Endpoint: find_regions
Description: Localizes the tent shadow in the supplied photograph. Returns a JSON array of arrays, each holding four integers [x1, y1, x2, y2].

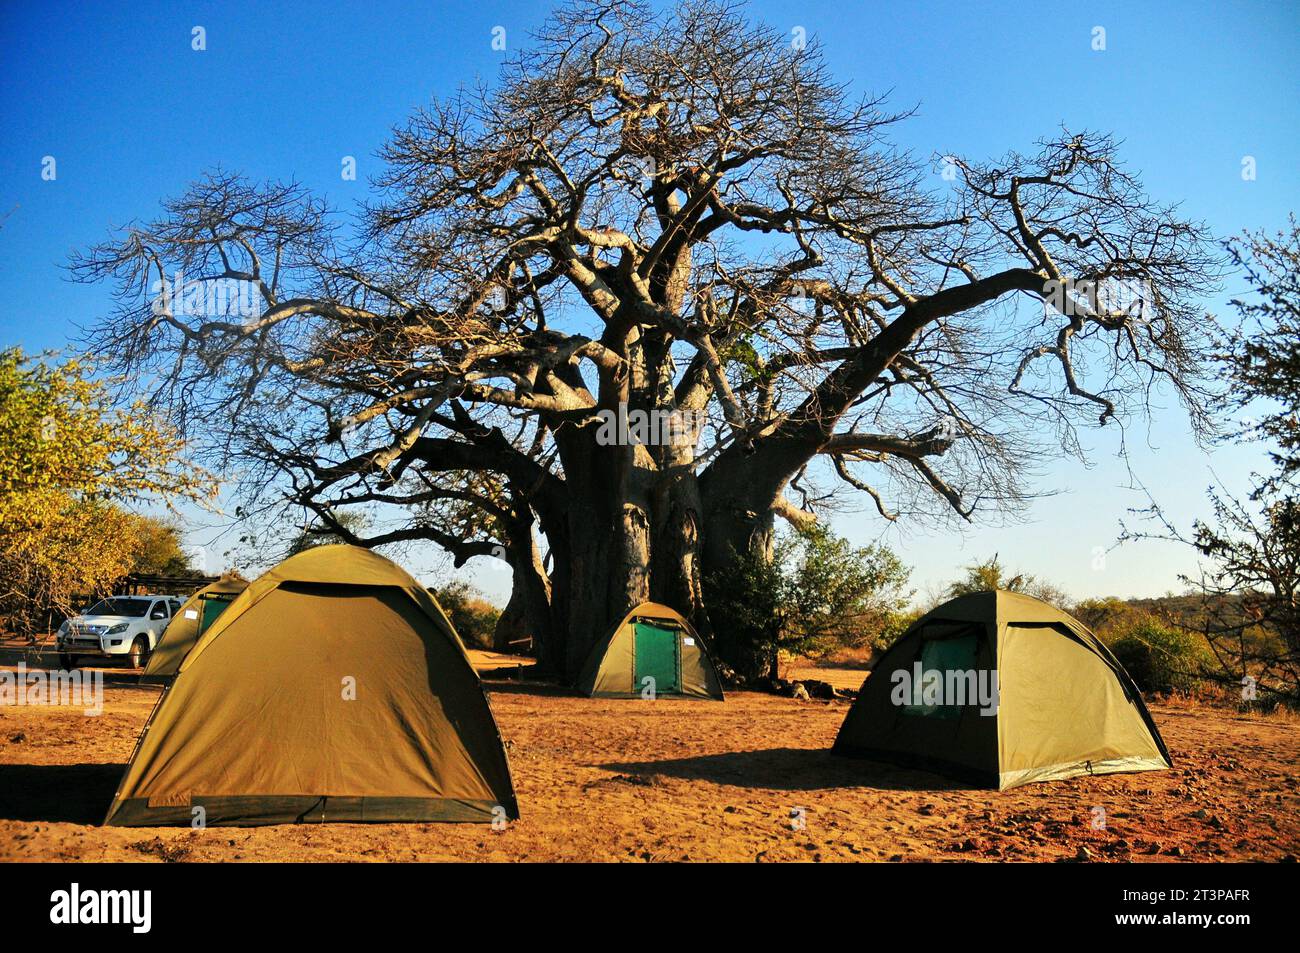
[[597, 748, 979, 793], [483, 680, 580, 698], [0, 763, 122, 823], [0, 644, 162, 690]]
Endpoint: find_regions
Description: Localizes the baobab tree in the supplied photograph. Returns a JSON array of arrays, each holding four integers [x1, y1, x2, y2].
[[77, 0, 1220, 680]]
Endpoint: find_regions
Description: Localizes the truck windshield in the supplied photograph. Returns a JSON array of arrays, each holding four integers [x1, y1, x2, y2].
[[85, 598, 151, 618]]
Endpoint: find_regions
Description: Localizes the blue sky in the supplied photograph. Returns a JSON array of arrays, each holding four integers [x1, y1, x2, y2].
[[1, 0, 1297, 601]]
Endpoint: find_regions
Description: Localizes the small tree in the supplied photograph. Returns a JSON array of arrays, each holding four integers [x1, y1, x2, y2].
[[1109, 621, 1209, 696], [1123, 222, 1300, 704], [1222, 217, 1300, 489], [0, 348, 211, 631], [707, 524, 910, 679], [1178, 491, 1297, 702], [130, 517, 199, 576], [431, 581, 501, 650], [942, 554, 1069, 607]]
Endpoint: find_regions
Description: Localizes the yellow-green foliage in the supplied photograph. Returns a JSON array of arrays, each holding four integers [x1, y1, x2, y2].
[[708, 524, 913, 661], [943, 555, 1070, 608], [0, 348, 214, 630], [1108, 620, 1211, 695], [1081, 600, 1213, 695], [1, 351, 201, 511], [432, 581, 500, 649], [1073, 597, 1142, 635]]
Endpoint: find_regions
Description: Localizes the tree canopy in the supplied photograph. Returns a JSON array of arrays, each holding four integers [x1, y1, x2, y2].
[[1124, 223, 1300, 703], [74, 0, 1222, 678], [707, 523, 911, 676], [942, 554, 1068, 607], [1222, 217, 1300, 490], [0, 348, 211, 630]]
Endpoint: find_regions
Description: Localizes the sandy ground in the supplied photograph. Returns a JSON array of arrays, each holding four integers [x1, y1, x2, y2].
[[1, 642, 1297, 862]]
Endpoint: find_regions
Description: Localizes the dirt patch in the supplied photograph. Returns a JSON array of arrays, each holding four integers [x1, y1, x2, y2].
[[1, 647, 1296, 862]]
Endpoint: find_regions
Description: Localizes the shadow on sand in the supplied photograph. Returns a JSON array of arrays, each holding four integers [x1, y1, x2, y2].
[[0, 643, 163, 690], [0, 763, 124, 824], [597, 747, 977, 793], [482, 679, 579, 698]]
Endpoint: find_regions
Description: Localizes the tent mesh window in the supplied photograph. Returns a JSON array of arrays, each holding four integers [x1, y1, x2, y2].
[[632, 616, 684, 631], [902, 624, 983, 720]]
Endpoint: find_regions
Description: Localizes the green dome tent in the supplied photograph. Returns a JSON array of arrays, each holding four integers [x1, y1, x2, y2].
[[107, 544, 518, 826], [578, 602, 724, 700], [141, 573, 248, 681], [833, 590, 1171, 789]]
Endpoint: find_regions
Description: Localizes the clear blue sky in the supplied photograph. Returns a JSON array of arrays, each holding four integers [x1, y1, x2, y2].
[[2, 0, 1297, 601]]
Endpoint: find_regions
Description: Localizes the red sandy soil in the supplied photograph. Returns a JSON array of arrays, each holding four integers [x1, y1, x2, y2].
[[0, 642, 1296, 862]]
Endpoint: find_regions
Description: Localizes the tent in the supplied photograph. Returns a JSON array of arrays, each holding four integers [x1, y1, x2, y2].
[[106, 544, 518, 825], [577, 602, 724, 699], [833, 590, 1171, 789], [141, 574, 248, 680]]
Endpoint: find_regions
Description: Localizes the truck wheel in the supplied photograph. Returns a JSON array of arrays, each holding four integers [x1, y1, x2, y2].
[[128, 636, 148, 670], [59, 653, 78, 669]]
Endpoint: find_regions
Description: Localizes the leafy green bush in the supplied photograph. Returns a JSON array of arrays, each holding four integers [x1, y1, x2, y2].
[[430, 581, 500, 649], [1108, 619, 1209, 695], [1073, 596, 1140, 635], [875, 608, 922, 649], [707, 524, 912, 672], [942, 554, 1069, 608]]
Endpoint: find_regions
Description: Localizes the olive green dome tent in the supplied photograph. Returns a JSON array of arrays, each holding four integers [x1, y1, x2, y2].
[[577, 602, 724, 700], [106, 544, 518, 826], [141, 573, 248, 681], [833, 590, 1171, 789]]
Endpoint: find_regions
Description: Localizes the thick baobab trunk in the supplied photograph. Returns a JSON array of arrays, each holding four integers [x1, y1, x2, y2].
[[492, 524, 554, 661], [536, 375, 806, 684], [539, 410, 714, 683], [649, 476, 708, 628], [547, 426, 654, 682], [648, 435, 710, 631], [493, 584, 533, 652], [552, 448, 777, 683], [523, 441, 777, 684], [697, 434, 822, 681], [560, 509, 630, 682]]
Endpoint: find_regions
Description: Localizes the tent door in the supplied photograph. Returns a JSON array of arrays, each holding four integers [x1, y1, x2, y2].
[[196, 594, 235, 640], [633, 623, 680, 694], [199, 596, 228, 633]]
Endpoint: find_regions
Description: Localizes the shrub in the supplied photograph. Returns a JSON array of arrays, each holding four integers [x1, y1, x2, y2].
[[940, 555, 1070, 609], [1073, 596, 1140, 636], [431, 581, 500, 649], [876, 608, 922, 649], [1107, 619, 1209, 695], [707, 524, 912, 672]]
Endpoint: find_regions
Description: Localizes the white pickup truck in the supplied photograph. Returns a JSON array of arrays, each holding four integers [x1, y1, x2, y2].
[[56, 595, 183, 669]]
